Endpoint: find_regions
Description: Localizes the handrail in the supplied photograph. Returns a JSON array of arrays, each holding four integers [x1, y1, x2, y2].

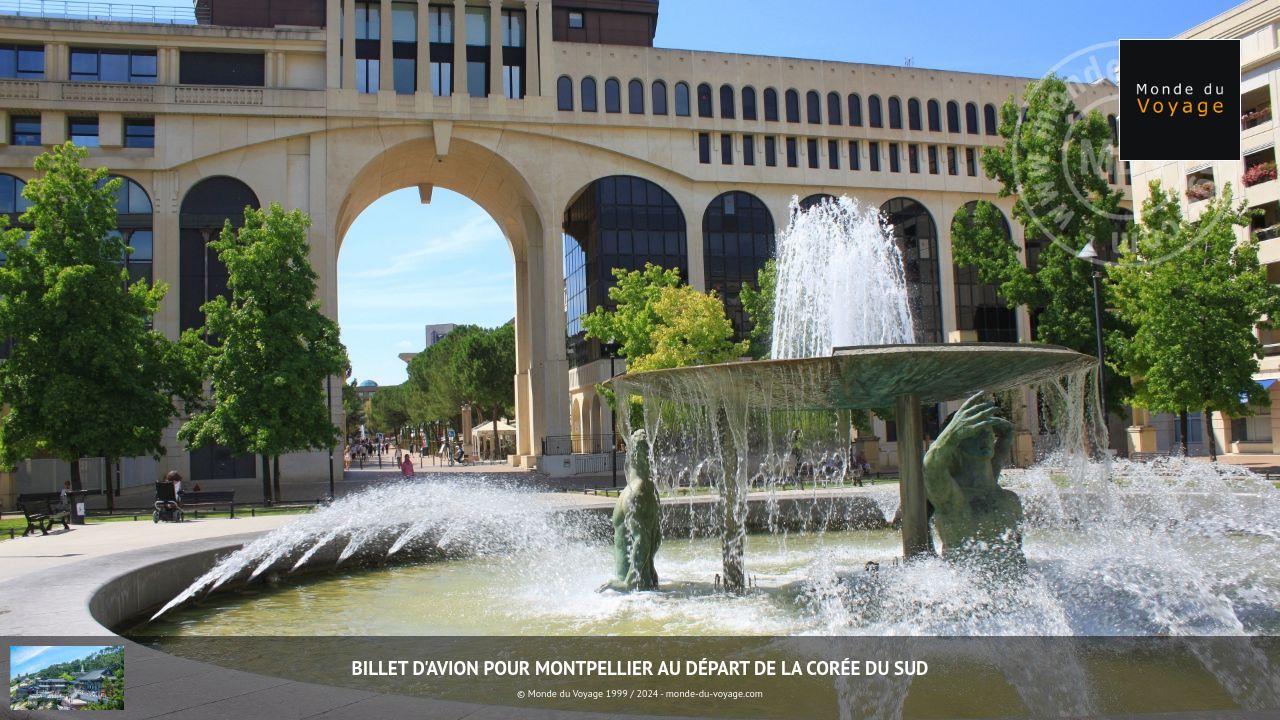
[[0, 0, 206, 25]]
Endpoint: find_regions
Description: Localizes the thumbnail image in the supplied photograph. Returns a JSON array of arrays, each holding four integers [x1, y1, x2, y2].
[[9, 646, 124, 711]]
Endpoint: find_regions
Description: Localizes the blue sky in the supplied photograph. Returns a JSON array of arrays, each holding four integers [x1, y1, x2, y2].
[[10, 646, 113, 678], [144, 0, 1243, 384]]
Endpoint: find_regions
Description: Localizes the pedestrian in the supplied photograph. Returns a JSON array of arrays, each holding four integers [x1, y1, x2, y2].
[[400, 453, 414, 478], [393, 445, 402, 464], [343, 445, 352, 470], [59, 480, 71, 511]]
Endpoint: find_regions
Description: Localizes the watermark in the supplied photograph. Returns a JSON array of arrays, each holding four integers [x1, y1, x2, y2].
[[1010, 40, 1237, 268]]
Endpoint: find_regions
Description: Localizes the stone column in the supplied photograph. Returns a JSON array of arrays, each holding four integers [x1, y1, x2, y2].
[[685, 192, 706, 292], [342, 0, 356, 89], [488, 0, 503, 98], [536, 0, 552, 101], [896, 393, 932, 559], [452, 0, 468, 97], [416, 0, 430, 95], [325, 0, 341, 88], [523, 0, 539, 97], [379, 0, 394, 93], [44, 43, 67, 81]]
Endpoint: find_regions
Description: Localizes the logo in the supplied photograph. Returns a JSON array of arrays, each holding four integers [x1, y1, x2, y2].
[[1120, 39, 1240, 161]]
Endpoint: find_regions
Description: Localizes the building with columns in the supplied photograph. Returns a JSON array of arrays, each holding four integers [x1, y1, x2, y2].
[[0, 0, 1126, 503]]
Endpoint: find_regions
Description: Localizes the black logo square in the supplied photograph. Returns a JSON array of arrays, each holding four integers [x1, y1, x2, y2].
[[1120, 39, 1240, 161]]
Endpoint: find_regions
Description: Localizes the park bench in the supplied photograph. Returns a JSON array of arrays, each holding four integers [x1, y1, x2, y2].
[[18, 495, 70, 536], [179, 490, 237, 518], [1130, 452, 1171, 463]]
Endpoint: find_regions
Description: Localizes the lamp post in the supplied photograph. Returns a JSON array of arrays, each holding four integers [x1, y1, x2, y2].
[[605, 338, 622, 487], [326, 374, 335, 500], [1076, 241, 1107, 413]]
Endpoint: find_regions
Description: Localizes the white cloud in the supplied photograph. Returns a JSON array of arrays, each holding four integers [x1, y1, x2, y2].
[[11, 646, 53, 667]]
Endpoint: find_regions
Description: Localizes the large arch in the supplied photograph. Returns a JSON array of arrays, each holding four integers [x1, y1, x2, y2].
[[881, 197, 942, 343], [330, 131, 558, 464], [952, 201, 1017, 342], [702, 191, 775, 340]]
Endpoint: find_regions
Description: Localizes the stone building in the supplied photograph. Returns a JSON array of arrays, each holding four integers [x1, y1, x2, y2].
[[0, 0, 1125, 502]]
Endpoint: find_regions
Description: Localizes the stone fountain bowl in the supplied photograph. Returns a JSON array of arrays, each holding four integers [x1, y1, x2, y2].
[[609, 343, 1097, 409]]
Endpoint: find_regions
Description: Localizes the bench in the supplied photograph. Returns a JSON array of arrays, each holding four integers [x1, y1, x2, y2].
[[1130, 452, 1171, 463], [18, 496, 70, 536], [179, 490, 237, 519]]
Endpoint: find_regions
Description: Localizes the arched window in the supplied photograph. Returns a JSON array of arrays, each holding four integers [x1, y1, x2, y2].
[[927, 99, 941, 131], [556, 75, 573, 111], [952, 201, 1016, 342], [0, 173, 30, 222], [848, 93, 862, 126], [581, 77, 597, 112], [868, 94, 883, 128], [827, 92, 842, 126], [563, 175, 688, 367], [651, 80, 667, 115], [1107, 113, 1118, 146], [742, 86, 757, 121], [719, 84, 735, 119], [785, 89, 800, 123], [881, 197, 941, 343], [604, 77, 621, 113], [628, 78, 644, 114], [799, 193, 837, 211], [697, 82, 713, 118], [984, 103, 999, 136], [888, 96, 902, 129], [965, 102, 979, 134], [946, 100, 960, 132], [806, 90, 821, 124], [907, 98, 922, 131], [764, 88, 779, 122], [106, 175, 153, 286], [181, 175, 261, 481], [674, 81, 690, 116], [703, 191, 775, 341]]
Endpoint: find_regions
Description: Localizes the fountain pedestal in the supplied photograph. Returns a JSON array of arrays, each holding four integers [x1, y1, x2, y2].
[[896, 393, 934, 559]]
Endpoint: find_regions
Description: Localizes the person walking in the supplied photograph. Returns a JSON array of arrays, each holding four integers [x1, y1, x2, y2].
[[400, 453, 414, 478], [342, 445, 352, 471]]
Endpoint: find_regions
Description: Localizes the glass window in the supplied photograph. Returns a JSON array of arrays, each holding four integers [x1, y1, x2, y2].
[[743, 136, 755, 166], [0, 174, 29, 215], [764, 88, 778, 122], [827, 92, 841, 125], [568, 11, 584, 29], [698, 133, 710, 164], [702, 191, 775, 340], [70, 49, 156, 84], [124, 118, 155, 148], [888, 96, 902, 129], [697, 83, 713, 118], [848, 140, 860, 170], [110, 176, 152, 215], [628, 79, 644, 114], [953, 202, 1016, 342], [806, 91, 820, 124], [392, 2, 416, 42], [99, 52, 128, 82], [356, 58, 379, 93], [785, 89, 800, 123], [501, 9, 524, 47], [947, 146, 958, 175], [889, 143, 900, 172], [581, 77, 597, 112], [927, 99, 941, 131], [984, 104, 998, 135], [721, 134, 733, 165], [881, 197, 942, 343], [848, 93, 862, 126], [807, 138, 819, 168], [966, 147, 977, 176], [868, 141, 880, 171], [605, 78, 621, 113], [557, 76, 574, 110], [10, 116, 39, 146], [908, 98, 922, 130], [742, 87, 757, 121], [466, 61, 485, 96], [946, 101, 960, 132], [786, 137, 798, 167], [828, 139, 839, 170], [355, 1, 380, 40], [927, 145, 938, 174], [908, 144, 919, 173], [674, 82, 689, 116], [965, 102, 979, 134], [394, 58, 415, 94], [0, 45, 43, 79], [430, 61, 452, 95], [465, 7, 489, 45], [69, 117, 99, 148], [429, 7, 453, 43], [868, 95, 882, 128], [720, 84, 735, 119], [651, 81, 667, 115], [765, 136, 777, 166]]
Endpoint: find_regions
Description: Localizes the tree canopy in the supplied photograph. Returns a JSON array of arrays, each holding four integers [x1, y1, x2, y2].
[[0, 144, 200, 491], [740, 258, 776, 359], [1110, 182, 1280, 457], [403, 322, 516, 435], [180, 203, 348, 501]]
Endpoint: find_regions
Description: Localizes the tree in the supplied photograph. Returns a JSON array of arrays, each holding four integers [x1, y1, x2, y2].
[[343, 380, 365, 438], [368, 383, 412, 436], [0, 144, 200, 498], [740, 259, 776, 359], [449, 322, 515, 459], [951, 74, 1132, 413], [1110, 182, 1280, 458], [406, 324, 484, 423], [180, 204, 348, 503]]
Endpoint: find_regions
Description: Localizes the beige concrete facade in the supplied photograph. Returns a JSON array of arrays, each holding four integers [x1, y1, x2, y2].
[[0, 1, 1121, 502], [1128, 0, 1280, 457]]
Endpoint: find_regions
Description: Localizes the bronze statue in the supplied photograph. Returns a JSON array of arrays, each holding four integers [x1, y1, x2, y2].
[[922, 393, 1025, 567], [601, 428, 661, 591]]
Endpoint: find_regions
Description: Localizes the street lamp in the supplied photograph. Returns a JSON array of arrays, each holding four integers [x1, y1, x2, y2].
[[1076, 241, 1107, 414], [604, 338, 622, 488]]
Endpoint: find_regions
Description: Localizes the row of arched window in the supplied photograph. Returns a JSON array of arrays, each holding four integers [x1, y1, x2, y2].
[[556, 76, 1001, 135]]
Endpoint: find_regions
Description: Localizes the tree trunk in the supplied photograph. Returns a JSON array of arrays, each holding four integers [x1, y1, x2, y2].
[[493, 403, 501, 463], [261, 454, 273, 505], [103, 458, 115, 512], [272, 455, 281, 500], [1178, 410, 1190, 456], [1204, 408, 1218, 462], [69, 456, 82, 491]]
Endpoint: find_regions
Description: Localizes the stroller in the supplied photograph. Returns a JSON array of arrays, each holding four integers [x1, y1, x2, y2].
[[153, 482, 184, 523]]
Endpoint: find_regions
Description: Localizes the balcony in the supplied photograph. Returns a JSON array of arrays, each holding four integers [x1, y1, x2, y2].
[[1242, 105, 1272, 130], [0, 0, 206, 25]]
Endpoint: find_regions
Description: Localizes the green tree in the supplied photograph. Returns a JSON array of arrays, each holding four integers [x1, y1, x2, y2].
[[180, 204, 348, 503], [740, 259, 776, 359], [0, 144, 200, 498], [951, 74, 1131, 413], [1110, 182, 1280, 459], [449, 322, 515, 459], [343, 380, 365, 438], [406, 324, 484, 422]]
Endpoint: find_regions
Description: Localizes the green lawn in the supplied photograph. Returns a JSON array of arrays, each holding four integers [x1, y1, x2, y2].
[[0, 505, 315, 541]]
